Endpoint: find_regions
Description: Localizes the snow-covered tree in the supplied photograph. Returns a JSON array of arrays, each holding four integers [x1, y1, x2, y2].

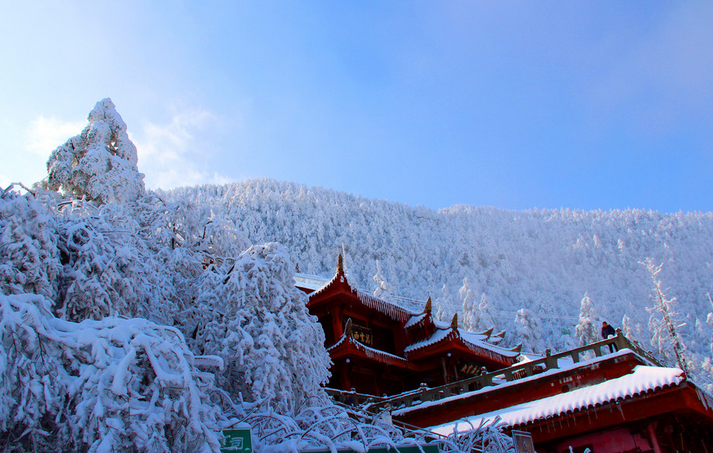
[[42, 98, 145, 205], [0, 293, 222, 453], [435, 283, 452, 322], [644, 259, 689, 374], [185, 242, 331, 415], [471, 293, 496, 332], [622, 306, 648, 346], [0, 186, 60, 300], [708, 307, 713, 357], [575, 293, 599, 347], [459, 277, 476, 330], [373, 259, 393, 300], [513, 308, 543, 353]]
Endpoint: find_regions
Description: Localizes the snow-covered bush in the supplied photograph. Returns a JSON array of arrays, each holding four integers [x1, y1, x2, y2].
[[0, 186, 60, 300], [0, 293, 222, 453], [429, 418, 514, 453], [43, 98, 145, 205], [235, 403, 511, 453], [186, 242, 331, 415]]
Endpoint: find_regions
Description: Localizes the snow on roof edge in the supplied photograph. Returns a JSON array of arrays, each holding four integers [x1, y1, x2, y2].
[[394, 349, 643, 416], [428, 365, 684, 435]]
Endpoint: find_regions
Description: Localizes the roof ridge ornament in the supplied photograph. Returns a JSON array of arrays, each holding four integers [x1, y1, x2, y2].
[[451, 313, 458, 330], [344, 317, 353, 337], [337, 253, 344, 274], [424, 296, 432, 314]]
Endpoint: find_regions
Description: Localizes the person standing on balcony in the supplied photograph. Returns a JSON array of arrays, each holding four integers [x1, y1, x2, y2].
[[601, 321, 617, 352]]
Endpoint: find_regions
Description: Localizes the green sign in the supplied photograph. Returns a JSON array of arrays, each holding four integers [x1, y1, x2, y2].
[[221, 429, 253, 453]]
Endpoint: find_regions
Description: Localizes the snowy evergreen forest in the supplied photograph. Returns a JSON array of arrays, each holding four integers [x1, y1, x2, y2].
[[4, 99, 517, 452], [1, 97, 712, 450], [165, 178, 713, 386]]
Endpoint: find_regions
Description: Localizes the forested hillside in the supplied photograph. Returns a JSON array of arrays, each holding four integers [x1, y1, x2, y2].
[[166, 180, 713, 385], [2, 98, 711, 452]]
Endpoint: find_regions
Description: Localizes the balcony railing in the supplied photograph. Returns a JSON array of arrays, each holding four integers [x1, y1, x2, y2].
[[327, 329, 660, 412]]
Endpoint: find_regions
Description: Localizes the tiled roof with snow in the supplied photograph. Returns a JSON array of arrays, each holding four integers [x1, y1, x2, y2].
[[459, 330, 490, 344], [459, 332, 520, 359], [429, 365, 684, 435], [305, 270, 418, 323], [327, 333, 408, 364], [404, 326, 518, 360], [405, 328, 454, 353], [356, 290, 418, 323], [404, 313, 427, 329], [307, 270, 348, 299], [294, 273, 329, 291]]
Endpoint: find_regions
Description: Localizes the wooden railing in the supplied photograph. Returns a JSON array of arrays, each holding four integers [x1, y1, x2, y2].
[[327, 330, 661, 412]]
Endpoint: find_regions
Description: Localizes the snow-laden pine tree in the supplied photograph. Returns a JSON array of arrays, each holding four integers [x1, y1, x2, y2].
[[708, 301, 713, 357], [575, 293, 600, 347], [513, 308, 543, 353], [472, 293, 495, 332], [185, 242, 331, 415], [42, 98, 145, 205], [459, 277, 476, 331], [622, 304, 648, 347], [644, 259, 690, 374], [435, 283, 452, 322]]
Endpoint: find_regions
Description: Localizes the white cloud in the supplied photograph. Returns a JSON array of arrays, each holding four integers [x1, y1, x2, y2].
[[131, 108, 232, 190], [26, 116, 86, 157], [0, 116, 85, 188], [0, 174, 11, 190]]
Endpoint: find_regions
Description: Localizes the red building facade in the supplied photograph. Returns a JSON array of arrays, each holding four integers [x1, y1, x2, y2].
[[297, 256, 713, 451], [299, 255, 520, 396]]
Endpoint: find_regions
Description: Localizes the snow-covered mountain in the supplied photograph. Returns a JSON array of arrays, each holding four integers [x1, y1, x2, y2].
[[2, 97, 711, 451], [165, 179, 713, 383]]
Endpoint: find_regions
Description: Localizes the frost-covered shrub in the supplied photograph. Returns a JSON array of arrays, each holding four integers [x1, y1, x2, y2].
[[47, 198, 178, 325], [186, 242, 331, 415], [242, 404, 513, 453], [0, 187, 60, 300], [0, 293, 222, 453], [43, 98, 145, 205], [437, 418, 514, 453]]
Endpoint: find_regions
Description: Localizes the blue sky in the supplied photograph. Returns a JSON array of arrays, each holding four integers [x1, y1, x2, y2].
[[1, 1, 711, 212]]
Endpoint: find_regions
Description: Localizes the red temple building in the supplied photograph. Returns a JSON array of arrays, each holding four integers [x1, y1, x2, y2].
[[296, 255, 713, 452], [418, 348, 713, 452], [296, 255, 521, 396]]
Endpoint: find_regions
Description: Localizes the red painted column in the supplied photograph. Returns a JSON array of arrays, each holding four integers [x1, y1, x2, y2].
[[646, 423, 663, 453]]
